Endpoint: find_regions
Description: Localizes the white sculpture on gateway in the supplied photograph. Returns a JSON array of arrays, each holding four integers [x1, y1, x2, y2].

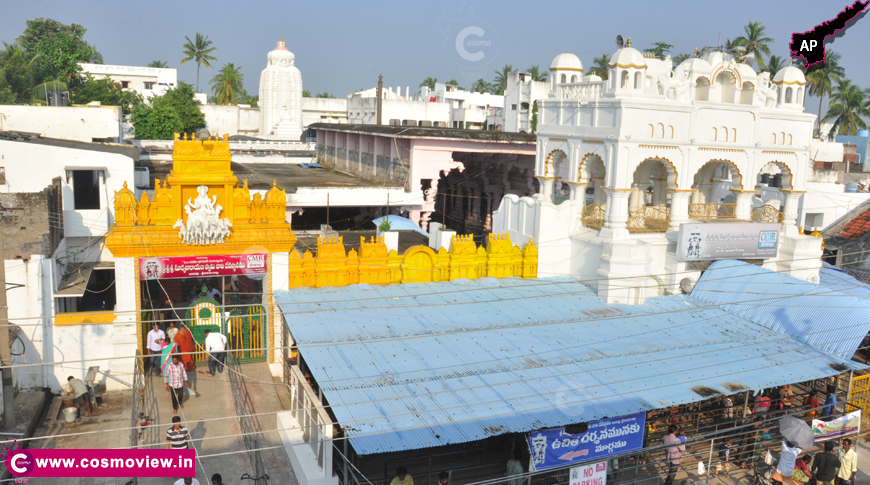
[[258, 36, 303, 140], [173, 186, 233, 245]]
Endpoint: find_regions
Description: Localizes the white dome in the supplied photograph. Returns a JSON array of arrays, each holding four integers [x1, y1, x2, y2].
[[773, 65, 806, 86], [583, 74, 602, 82], [679, 57, 712, 75], [609, 47, 646, 69], [550, 53, 583, 72]]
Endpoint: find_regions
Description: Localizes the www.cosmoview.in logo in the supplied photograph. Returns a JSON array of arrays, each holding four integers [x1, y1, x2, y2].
[[7, 450, 34, 477]]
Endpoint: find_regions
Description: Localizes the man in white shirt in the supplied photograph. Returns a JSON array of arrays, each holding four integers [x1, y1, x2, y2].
[[207, 284, 221, 301], [837, 438, 857, 485], [146, 323, 165, 376], [204, 329, 228, 376], [67, 376, 92, 417]]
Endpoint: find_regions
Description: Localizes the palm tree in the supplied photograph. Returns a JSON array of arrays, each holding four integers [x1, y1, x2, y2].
[[147, 60, 169, 68], [822, 79, 870, 137], [492, 65, 513, 95], [806, 50, 845, 129], [302, 89, 312, 97], [589, 54, 611, 80], [316, 92, 336, 98], [471, 78, 492, 93], [419, 77, 438, 91], [733, 21, 773, 67], [759, 55, 787, 73], [209, 63, 244, 105], [180, 33, 218, 93], [527, 65, 548, 82], [84, 43, 103, 64]]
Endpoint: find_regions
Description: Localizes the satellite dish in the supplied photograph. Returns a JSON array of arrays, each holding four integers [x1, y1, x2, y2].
[[616, 35, 624, 49]]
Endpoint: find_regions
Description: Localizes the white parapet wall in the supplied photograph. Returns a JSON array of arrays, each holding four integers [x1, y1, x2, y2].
[[0, 105, 121, 142]]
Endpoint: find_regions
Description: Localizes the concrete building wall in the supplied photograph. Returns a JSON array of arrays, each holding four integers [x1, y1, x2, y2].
[[79, 63, 177, 99], [0, 105, 121, 142], [201, 104, 259, 136]]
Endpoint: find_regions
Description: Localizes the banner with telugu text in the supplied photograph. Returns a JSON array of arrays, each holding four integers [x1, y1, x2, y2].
[[528, 413, 645, 471], [139, 253, 267, 279]]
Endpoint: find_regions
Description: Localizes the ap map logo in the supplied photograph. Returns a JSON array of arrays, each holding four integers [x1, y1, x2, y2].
[[2, 441, 34, 480], [438, 2, 499, 83]]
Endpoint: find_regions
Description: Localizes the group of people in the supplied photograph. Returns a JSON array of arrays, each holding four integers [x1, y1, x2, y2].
[[774, 438, 858, 485], [387, 449, 527, 485]]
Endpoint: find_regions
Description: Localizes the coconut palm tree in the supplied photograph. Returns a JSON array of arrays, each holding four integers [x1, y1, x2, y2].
[[209, 63, 243, 105], [733, 21, 773, 67], [822, 79, 870, 137], [492, 65, 514, 95], [316, 92, 336, 98], [302, 89, 311, 98], [759, 55, 787, 73], [806, 50, 845, 129], [589, 54, 611, 80], [527, 65, 548, 82], [147, 60, 169, 68], [672, 53, 692, 65], [471, 78, 493, 94], [180, 33, 218, 93], [419, 77, 437, 90]]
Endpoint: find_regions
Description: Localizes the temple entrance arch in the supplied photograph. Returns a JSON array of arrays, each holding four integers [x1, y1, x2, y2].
[[543, 149, 570, 203], [752, 161, 794, 223], [401, 246, 437, 283], [578, 154, 606, 205], [689, 160, 743, 219], [626, 158, 677, 232]]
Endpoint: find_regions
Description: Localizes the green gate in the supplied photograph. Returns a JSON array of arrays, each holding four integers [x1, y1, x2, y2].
[[184, 297, 267, 365]]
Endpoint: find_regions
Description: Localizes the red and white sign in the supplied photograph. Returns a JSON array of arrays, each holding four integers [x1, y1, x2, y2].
[[570, 461, 607, 485], [139, 254, 267, 280]]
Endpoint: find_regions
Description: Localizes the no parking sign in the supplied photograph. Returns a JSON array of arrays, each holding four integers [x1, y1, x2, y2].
[[570, 461, 607, 485]]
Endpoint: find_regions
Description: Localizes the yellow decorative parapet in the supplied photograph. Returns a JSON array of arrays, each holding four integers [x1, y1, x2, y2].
[[105, 133, 297, 257], [287, 233, 538, 288], [56, 311, 116, 326]]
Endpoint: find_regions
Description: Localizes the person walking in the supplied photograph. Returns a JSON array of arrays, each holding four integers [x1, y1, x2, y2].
[[836, 438, 857, 485], [204, 329, 228, 376], [822, 387, 837, 418], [811, 441, 841, 485], [662, 424, 685, 485], [166, 321, 179, 342], [714, 439, 731, 478], [506, 448, 524, 485], [164, 354, 189, 415], [67, 376, 92, 417], [165, 416, 190, 450], [146, 323, 165, 376]]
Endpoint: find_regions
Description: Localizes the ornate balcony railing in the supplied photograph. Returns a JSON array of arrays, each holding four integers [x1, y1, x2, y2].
[[689, 203, 737, 219], [582, 204, 606, 230], [751, 206, 784, 224], [627, 206, 670, 233]]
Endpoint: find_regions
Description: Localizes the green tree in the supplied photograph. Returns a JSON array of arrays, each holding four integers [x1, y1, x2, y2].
[[530, 101, 539, 134], [419, 76, 437, 90], [159, 81, 206, 135], [643, 42, 674, 60], [759, 54, 786, 73], [806, 50, 845, 131], [180, 32, 218, 93], [733, 21, 774, 67], [822, 79, 870, 137], [0, 41, 39, 103], [471, 78, 492, 93], [672, 53, 692, 65], [315, 92, 336, 98], [590, 54, 611, 80], [131, 102, 183, 140], [446, 79, 459, 86], [69, 74, 141, 113], [527, 65, 548, 82], [147, 60, 169, 68], [20, 18, 94, 83], [302, 89, 311, 97], [209, 62, 244, 105], [492, 65, 513, 95]]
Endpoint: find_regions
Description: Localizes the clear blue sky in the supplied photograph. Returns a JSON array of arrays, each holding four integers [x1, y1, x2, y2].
[[1, 0, 868, 116]]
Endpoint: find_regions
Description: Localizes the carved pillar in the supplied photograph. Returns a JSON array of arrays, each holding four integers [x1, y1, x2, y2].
[[568, 183, 587, 202], [537, 176, 555, 201], [629, 183, 644, 212], [652, 177, 667, 207], [592, 178, 605, 205], [668, 191, 692, 231], [781, 190, 804, 228], [732, 190, 757, 220], [604, 189, 632, 230]]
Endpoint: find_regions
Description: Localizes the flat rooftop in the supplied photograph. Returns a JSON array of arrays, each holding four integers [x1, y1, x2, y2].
[[309, 123, 536, 143], [145, 161, 399, 191]]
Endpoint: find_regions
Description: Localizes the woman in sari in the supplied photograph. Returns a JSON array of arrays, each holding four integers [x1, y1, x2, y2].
[[173, 324, 196, 371], [159, 337, 178, 375]]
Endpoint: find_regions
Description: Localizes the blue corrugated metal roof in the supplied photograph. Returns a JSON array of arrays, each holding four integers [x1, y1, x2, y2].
[[691, 260, 870, 360], [276, 276, 864, 455], [372, 215, 429, 236], [819, 263, 870, 300]]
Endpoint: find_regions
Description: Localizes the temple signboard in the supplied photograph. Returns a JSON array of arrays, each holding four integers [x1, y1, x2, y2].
[[139, 253, 267, 280], [677, 223, 781, 262]]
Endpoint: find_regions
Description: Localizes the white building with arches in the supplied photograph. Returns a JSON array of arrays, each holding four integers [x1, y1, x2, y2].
[[493, 42, 820, 304]]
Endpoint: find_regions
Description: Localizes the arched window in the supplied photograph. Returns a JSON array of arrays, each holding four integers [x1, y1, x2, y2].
[[560, 73, 567, 83], [570, 74, 578, 83], [785, 87, 793, 103], [721, 126, 729, 142], [658, 123, 665, 139], [712, 127, 718, 141], [797, 88, 804, 104], [621, 71, 630, 88], [634, 72, 642, 89], [780, 132, 786, 145], [731, 128, 737, 143], [695, 77, 710, 101], [788, 134, 793, 145], [669, 126, 675, 139], [520, 102, 530, 110], [648, 124, 654, 137], [772, 133, 777, 144]]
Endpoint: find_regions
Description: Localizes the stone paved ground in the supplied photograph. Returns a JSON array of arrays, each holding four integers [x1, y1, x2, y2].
[[29, 362, 298, 485]]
